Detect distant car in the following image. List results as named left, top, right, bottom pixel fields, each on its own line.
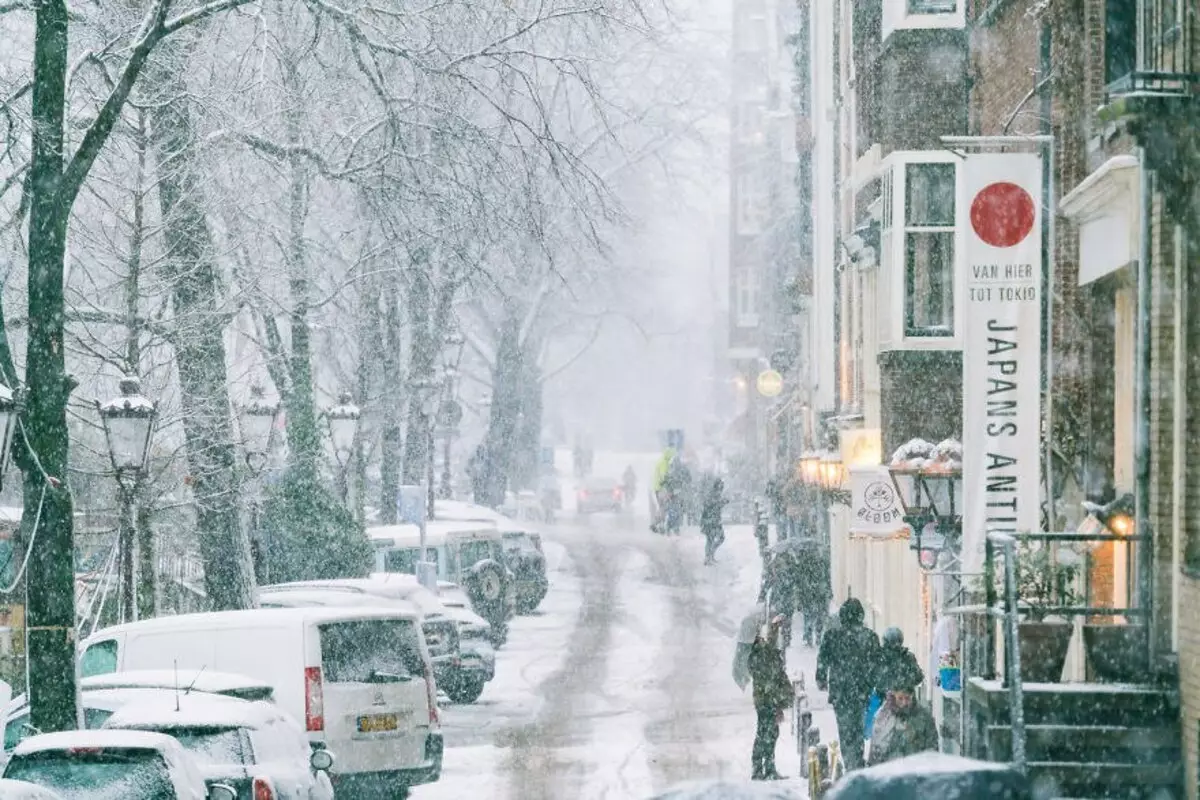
left=576, top=477, right=623, bottom=515
left=434, top=581, right=497, bottom=689
left=3, top=729, right=235, bottom=800
left=103, top=693, right=334, bottom=800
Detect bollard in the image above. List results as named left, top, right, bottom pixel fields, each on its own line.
left=808, top=746, right=822, bottom=797
left=828, top=740, right=844, bottom=782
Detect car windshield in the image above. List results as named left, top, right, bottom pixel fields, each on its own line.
left=384, top=548, right=437, bottom=574
left=149, top=727, right=249, bottom=766
left=4, top=749, right=176, bottom=800
left=320, top=619, right=424, bottom=683
left=501, top=534, right=538, bottom=554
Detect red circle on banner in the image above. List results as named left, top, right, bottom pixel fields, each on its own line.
left=970, top=182, right=1036, bottom=248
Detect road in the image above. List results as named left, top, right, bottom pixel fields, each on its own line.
left=422, top=515, right=831, bottom=799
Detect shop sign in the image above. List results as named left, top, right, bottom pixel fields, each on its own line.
left=849, top=466, right=905, bottom=536
left=961, top=152, right=1044, bottom=572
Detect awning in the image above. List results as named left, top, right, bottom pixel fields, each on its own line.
left=1059, top=155, right=1140, bottom=286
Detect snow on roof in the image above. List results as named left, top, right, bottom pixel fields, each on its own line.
left=265, top=576, right=445, bottom=613
left=258, top=588, right=425, bottom=615
left=855, top=751, right=1015, bottom=780
left=103, top=693, right=277, bottom=732
left=367, top=518, right=500, bottom=545
left=6, top=689, right=206, bottom=722
left=433, top=500, right=530, bottom=532
left=81, top=670, right=274, bottom=699
left=84, top=606, right=420, bottom=641
left=12, top=728, right=183, bottom=757
left=0, top=778, right=64, bottom=799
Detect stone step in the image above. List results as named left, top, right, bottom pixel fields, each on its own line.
left=986, top=724, right=1180, bottom=764
left=966, top=678, right=1179, bottom=727
left=1026, top=760, right=1183, bottom=800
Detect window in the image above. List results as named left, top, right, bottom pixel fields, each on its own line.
left=80, top=640, right=119, bottom=677
left=319, top=619, right=424, bottom=682
left=166, top=727, right=251, bottom=766
left=908, top=0, right=956, bottom=12
left=5, top=750, right=175, bottom=799
left=383, top=547, right=438, bottom=574
left=736, top=103, right=765, bottom=144
left=903, top=163, right=955, bottom=337
left=735, top=269, right=760, bottom=327
left=1105, top=0, right=1136, bottom=84
left=736, top=6, right=768, bottom=52
left=736, top=174, right=768, bottom=235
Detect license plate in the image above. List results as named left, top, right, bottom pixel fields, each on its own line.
left=357, top=713, right=399, bottom=733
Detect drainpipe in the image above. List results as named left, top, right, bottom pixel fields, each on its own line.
left=1135, top=147, right=1154, bottom=653
left=1039, top=20, right=1055, bottom=529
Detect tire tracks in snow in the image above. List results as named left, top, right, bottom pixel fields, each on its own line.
left=496, top=534, right=620, bottom=800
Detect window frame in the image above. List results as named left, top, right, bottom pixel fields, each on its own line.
left=736, top=173, right=769, bottom=236
left=881, top=152, right=963, bottom=350
left=903, top=161, right=957, bottom=339
left=734, top=268, right=761, bottom=328
left=907, top=0, right=956, bottom=13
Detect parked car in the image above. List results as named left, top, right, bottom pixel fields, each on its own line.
left=368, top=519, right=516, bottom=640
left=2, top=729, right=235, bottom=800
left=435, top=500, right=550, bottom=614
left=259, top=579, right=492, bottom=704
left=103, top=692, right=335, bottom=800
left=0, top=778, right=64, bottom=798
left=77, top=670, right=276, bottom=703
left=575, top=476, right=624, bottom=515
left=77, top=607, right=443, bottom=798
left=432, top=581, right=497, bottom=689
left=4, top=688, right=233, bottom=764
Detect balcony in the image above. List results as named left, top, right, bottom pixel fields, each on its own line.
left=1105, top=0, right=1199, bottom=103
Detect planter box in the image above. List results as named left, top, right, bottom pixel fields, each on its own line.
left=1018, top=621, right=1072, bottom=683
left=1083, top=623, right=1149, bottom=683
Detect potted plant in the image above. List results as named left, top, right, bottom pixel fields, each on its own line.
left=1008, top=540, right=1081, bottom=684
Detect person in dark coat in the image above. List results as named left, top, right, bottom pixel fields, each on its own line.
left=748, top=614, right=793, bottom=781
left=875, top=627, right=924, bottom=699
left=762, top=553, right=798, bottom=654
left=796, top=547, right=832, bottom=647
left=816, top=598, right=881, bottom=770
left=701, top=477, right=727, bottom=565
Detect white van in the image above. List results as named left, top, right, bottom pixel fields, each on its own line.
left=77, top=607, right=442, bottom=797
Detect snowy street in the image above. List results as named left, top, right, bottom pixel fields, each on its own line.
left=423, top=516, right=834, bottom=799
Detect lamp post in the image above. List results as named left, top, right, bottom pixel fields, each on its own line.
left=440, top=331, right=465, bottom=499
left=887, top=439, right=963, bottom=571
left=326, top=392, right=361, bottom=504
left=410, top=377, right=441, bottom=590
left=97, top=376, right=157, bottom=623
left=238, top=385, right=279, bottom=584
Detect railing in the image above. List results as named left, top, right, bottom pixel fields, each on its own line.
left=1106, top=0, right=1200, bottom=100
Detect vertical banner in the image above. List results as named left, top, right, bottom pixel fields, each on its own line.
left=961, top=152, right=1043, bottom=573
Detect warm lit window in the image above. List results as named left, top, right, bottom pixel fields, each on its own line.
left=904, top=162, right=955, bottom=337
left=908, top=0, right=956, bottom=12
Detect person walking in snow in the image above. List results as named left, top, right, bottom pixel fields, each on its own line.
left=816, top=598, right=881, bottom=771
left=622, top=464, right=637, bottom=509
left=700, top=477, right=727, bottom=565
left=749, top=614, right=793, bottom=781
left=874, top=627, right=924, bottom=701
left=796, top=546, right=832, bottom=647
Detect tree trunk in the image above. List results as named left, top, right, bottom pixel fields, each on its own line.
left=481, top=310, right=524, bottom=507
left=378, top=284, right=404, bottom=524
left=148, top=59, right=254, bottom=612
left=280, top=72, right=321, bottom=482
left=353, top=270, right=380, bottom=528
left=25, top=0, right=79, bottom=734
left=510, top=367, right=543, bottom=492
left=402, top=267, right=434, bottom=486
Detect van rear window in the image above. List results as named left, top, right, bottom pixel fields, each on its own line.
left=319, top=620, right=424, bottom=683
left=383, top=547, right=438, bottom=574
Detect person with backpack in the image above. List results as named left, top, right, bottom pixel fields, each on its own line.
left=816, top=598, right=881, bottom=770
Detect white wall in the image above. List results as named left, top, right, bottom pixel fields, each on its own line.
left=810, top=0, right=838, bottom=416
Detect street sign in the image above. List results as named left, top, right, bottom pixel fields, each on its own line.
left=756, top=369, right=783, bottom=398
left=398, top=485, right=427, bottom=525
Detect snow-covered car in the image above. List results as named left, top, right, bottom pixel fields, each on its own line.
left=2, top=729, right=235, bottom=800
left=103, top=692, right=334, bottom=800
left=434, top=500, right=550, bottom=614
left=0, top=778, right=64, bottom=798
left=259, top=579, right=490, bottom=704
left=77, top=607, right=443, bottom=797
left=77, top=670, right=276, bottom=703
left=368, top=519, right=516, bottom=640
left=431, top=581, right=497, bottom=691
left=3, top=687, right=235, bottom=765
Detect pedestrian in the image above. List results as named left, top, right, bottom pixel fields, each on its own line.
left=748, top=614, right=793, bottom=781
left=701, top=477, right=727, bottom=565
left=875, top=627, right=924, bottom=699
left=796, top=547, right=832, bottom=647
left=622, top=464, right=637, bottom=509
left=766, top=475, right=788, bottom=538
left=866, top=679, right=939, bottom=766
left=763, top=553, right=798, bottom=654
left=816, top=598, right=881, bottom=771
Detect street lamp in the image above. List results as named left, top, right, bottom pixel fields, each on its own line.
left=887, top=438, right=963, bottom=571
left=238, top=384, right=279, bottom=583
left=97, top=375, right=157, bottom=623
left=326, top=392, right=361, bottom=465
left=239, top=384, right=279, bottom=474
left=410, top=376, right=442, bottom=590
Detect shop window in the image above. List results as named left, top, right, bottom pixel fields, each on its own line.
left=903, top=163, right=955, bottom=337
left=908, top=0, right=956, bottom=12
left=735, top=269, right=761, bottom=328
